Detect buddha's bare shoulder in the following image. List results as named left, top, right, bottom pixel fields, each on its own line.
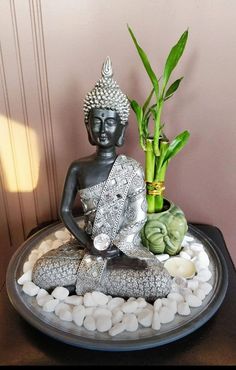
left=68, top=154, right=96, bottom=171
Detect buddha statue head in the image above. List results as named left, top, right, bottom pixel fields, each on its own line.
left=83, top=57, right=130, bottom=147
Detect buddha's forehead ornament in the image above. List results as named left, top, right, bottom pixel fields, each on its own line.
left=83, top=57, right=130, bottom=125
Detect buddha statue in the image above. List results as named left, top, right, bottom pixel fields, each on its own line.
left=32, top=57, right=171, bottom=302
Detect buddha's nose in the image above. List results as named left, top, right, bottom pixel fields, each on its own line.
left=100, top=119, right=106, bottom=133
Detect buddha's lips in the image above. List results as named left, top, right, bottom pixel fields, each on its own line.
left=99, top=136, right=108, bottom=141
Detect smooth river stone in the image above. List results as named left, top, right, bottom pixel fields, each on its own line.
left=164, top=257, right=196, bottom=279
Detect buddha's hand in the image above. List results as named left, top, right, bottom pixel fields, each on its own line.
left=85, top=238, right=101, bottom=256
left=101, top=244, right=121, bottom=258
left=86, top=235, right=121, bottom=258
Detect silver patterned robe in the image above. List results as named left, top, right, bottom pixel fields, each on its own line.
left=80, top=154, right=154, bottom=259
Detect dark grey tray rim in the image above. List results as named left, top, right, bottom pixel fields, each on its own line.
left=6, top=221, right=228, bottom=351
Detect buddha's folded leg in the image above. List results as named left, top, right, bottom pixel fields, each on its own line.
left=32, top=246, right=171, bottom=301
left=32, top=241, right=85, bottom=291
left=100, top=258, right=172, bottom=301
left=75, top=255, right=172, bottom=302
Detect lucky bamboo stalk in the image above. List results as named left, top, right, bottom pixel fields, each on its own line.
left=128, top=25, right=190, bottom=214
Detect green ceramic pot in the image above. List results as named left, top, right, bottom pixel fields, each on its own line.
left=141, top=198, right=188, bottom=255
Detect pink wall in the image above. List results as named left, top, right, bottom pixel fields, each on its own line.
left=43, top=0, right=236, bottom=264
left=0, top=0, right=235, bottom=268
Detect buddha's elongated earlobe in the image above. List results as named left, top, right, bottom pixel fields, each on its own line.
left=116, top=122, right=127, bottom=147
left=85, top=122, right=96, bottom=145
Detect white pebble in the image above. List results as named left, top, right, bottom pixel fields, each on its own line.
left=55, top=303, right=71, bottom=316
left=190, top=243, right=204, bottom=253
left=199, top=282, right=213, bottom=295
left=153, top=298, right=162, bottom=311
left=43, top=298, right=59, bottom=312
left=179, top=287, right=192, bottom=298
left=172, top=276, right=187, bottom=288
left=51, top=286, right=69, bottom=300
left=161, top=298, right=169, bottom=305
left=17, top=270, right=33, bottom=285
left=36, top=288, right=48, bottom=300
left=193, top=260, right=205, bottom=273
left=64, top=295, right=83, bottom=305
left=22, top=281, right=40, bottom=296
left=96, top=315, right=112, bottom=332
left=109, top=322, right=126, bottom=336
left=184, top=235, right=194, bottom=242
left=134, top=307, right=143, bottom=315
left=85, top=307, right=95, bottom=316
left=23, top=261, right=34, bottom=273
left=83, top=315, right=96, bottom=331
left=45, top=239, right=53, bottom=246
left=195, top=269, right=212, bottom=282
left=177, top=302, right=191, bottom=316
left=152, top=312, right=161, bottom=330
left=59, top=310, right=73, bottom=321
left=37, top=294, right=53, bottom=307
left=179, top=251, right=191, bottom=260
left=107, top=297, right=125, bottom=311
left=136, top=297, right=147, bottom=308
left=167, top=292, right=184, bottom=303
left=145, top=302, right=154, bottom=311
left=122, top=314, right=138, bottom=332
left=27, top=254, right=38, bottom=264
left=137, top=308, right=153, bottom=327
left=51, top=239, right=64, bottom=250
left=159, top=306, right=175, bottom=324
left=163, top=298, right=177, bottom=314
left=193, top=288, right=206, bottom=301
left=181, top=240, right=189, bottom=247
left=185, top=294, right=202, bottom=307
left=187, top=279, right=199, bottom=291
left=183, top=248, right=194, bottom=257
left=91, top=291, right=109, bottom=306
left=127, top=297, right=136, bottom=302
left=55, top=230, right=69, bottom=241
left=197, top=251, right=210, bottom=267
left=83, top=292, right=96, bottom=307
left=38, top=241, right=51, bottom=254
left=28, top=249, right=39, bottom=260
left=121, top=300, right=138, bottom=313
left=156, top=254, right=170, bottom=262
left=72, top=305, right=85, bottom=326
left=112, top=309, right=123, bottom=325
left=93, top=308, right=112, bottom=319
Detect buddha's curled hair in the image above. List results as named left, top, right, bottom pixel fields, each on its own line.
left=83, top=57, right=130, bottom=125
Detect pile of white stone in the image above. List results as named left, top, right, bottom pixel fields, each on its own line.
left=17, top=230, right=213, bottom=337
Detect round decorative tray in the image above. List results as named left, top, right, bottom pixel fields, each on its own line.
left=6, top=220, right=228, bottom=351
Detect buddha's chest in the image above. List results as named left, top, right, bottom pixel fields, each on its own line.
left=78, top=161, right=114, bottom=190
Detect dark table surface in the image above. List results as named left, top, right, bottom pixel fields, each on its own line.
left=0, top=223, right=235, bottom=366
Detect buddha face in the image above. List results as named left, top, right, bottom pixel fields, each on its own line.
left=87, top=108, right=125, bottom=147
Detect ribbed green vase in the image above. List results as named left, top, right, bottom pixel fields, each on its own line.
left=141, top=199, right=188, bottom=255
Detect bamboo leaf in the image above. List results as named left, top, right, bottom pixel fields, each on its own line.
left=130, top=100, right=143, bottom=130
left=162, top=130, right=190, bottom=165
left=143, top=88, right=154, bottom=114
left=163, top=30, right=188, bottom=91
left=128, top=25, right=159, bottom=99
left=164, top=77, right=184, bottom=100
left=130, top=100, right=146, bottom=150
left=150, top=107, right=157, bottom=121
left=154, top=139, right=169, bottom=180
left=143, top=115, right=150, bottom=137
left=144, top=103, right=156, bottom=120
